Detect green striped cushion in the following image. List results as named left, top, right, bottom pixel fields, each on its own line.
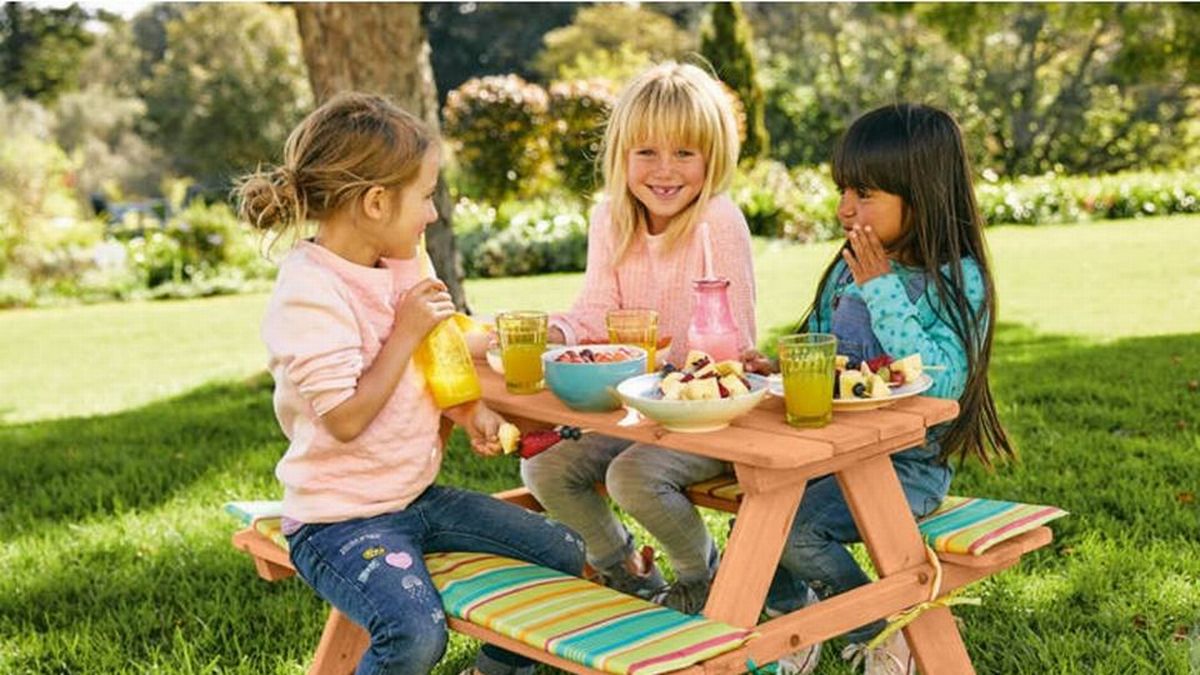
left=427, top=552, right=752, bottom=674
left=683, top=478, right=1067, bottom=556
left=918, top=496, right=1067, bottom=555
left=226, top=502, right=753, bottom=673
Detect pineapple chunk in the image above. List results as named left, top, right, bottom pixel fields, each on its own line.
left=660, top=377, right=686, bottom=400
left=684, top=350, right=713, bottom=370
left=498, top=423, right=521, bottom=455
left=684, top=377, right=721, bottom=401
left=693, top=362, right=719, bottom=379
left=868, top=374, right=890, bottom=399
left=714, top=360, right=745, bottom=377
left=719, top=374, right=750, bottom=397
left=835, top=355, right=850, bottom=371
left=662, top=371, right=686, bottom=386
left=892, top=353, right=923, bottom=383
left=840, top=370, right=866, bottom=399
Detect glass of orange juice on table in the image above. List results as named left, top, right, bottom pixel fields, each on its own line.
left=606, top=309, right=659, bottom=373
left=497, top=311, right=548, bottom=394
left=778, top=333, right=837, bottom=428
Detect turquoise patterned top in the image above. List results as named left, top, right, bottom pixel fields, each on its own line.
left=808, top=257, right=987, bottom=402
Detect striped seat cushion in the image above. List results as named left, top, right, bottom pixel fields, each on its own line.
left=428, top=552, right=752, bottom=674
left=225, top=502, right=753, bottom=673
left=685, top=476, right=1067, bottom=556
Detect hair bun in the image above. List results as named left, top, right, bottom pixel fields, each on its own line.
left=235, top=166, right=304, bottom=232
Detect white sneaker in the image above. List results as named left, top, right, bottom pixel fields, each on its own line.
left=764, top=588, right=822, bottom=675
left=841, top=631, right=915, bottom=675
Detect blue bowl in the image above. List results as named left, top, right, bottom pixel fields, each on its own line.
left=543, top=345, right=648, bottom=412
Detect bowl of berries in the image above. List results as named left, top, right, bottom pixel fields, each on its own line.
left=542, top=345, right=648, bottom=412
left=615, top=350, right=770, bottom=433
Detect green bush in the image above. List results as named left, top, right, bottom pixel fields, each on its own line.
left=443, top=75, right=551, bottom=204
left=729, top=161, right=838, bottom=241
left=976, top=170, right=1200, bottom=226
left=547, top=79, right=615, bottom=197
left=456, top=196, right=589, bottom=278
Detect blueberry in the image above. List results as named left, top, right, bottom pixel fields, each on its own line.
left=852, top=382, right=867, bottom=398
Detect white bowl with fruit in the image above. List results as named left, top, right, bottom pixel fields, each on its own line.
left=616, top=350, right=769, bottom=433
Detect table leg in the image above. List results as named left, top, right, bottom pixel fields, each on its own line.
left=837, top=456, right=975, bottom=675
left=703, top=465, right=806, bottom=628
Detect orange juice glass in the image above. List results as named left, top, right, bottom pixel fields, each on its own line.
left=497, top=311, right=548, bottom=394
left=606, top=309, right=658, bottom=373
left=779, top=333, right=837, bottom=428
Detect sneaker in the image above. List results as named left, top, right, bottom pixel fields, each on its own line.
left=763, top=588, right=822, bottom=675
left=595, top=546, right=665, bottom=600
left=841, top=631, right=915, bottom=675
left=652, top=576, right=711, bottom=614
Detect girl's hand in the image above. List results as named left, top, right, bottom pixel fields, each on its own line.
left=396, top=278, right=456, bottom=337
left=464, top=402, right=506, bottom=457
left=741, top=348, right=777, bottom=375
left=547, top=325, right=567, bottom=344
left=843, top=226, right=892, bottom=285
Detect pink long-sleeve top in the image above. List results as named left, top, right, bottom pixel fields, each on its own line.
left=551, top=194, right=757, bottom=366
left=261, top=241, right=442, bottom=525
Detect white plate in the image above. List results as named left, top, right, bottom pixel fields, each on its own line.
left=766, top=373, right=934, bottom=411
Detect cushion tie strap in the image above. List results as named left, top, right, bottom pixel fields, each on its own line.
left=864, top=545, right=982, bottom=651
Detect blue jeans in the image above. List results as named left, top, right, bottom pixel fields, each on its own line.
left=765, top=452, right=952, bottom=643
left=520, top=434, right=726, bottom=582
left=286, top=484, right=586, bottom=675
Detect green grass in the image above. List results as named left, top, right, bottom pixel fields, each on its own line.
left=2, top=215, right=1199, bottom=673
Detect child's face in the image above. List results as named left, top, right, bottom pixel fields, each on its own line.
left=383, top=147, right=440, bottom=258
left=837, top=187, right=905, bottom=248
left=626, top=140, right=706, bottom=233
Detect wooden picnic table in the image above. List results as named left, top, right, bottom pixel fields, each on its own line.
left=478, top=363, right=979, bottom=674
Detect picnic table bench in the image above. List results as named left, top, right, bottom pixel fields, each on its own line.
left=229, top=364, right=1064, bottom=674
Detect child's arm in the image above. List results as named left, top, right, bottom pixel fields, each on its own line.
left=845, top=227, right=984, bottom=399
left=551, top=203, right=621, bottom=344
left=322, top=278, right=455, bottom=441
left=709, top=197, right=758, bottom=351
left=443, top=400, right=506, bottom=457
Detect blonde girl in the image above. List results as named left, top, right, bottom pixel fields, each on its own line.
left=524, top=62, right=757, bottom=614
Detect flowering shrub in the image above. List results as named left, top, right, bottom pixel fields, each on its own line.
left=729, top=161, right=838, bottom=241
left=444, top=75, right=551, bottom=204
left=976, top=170, right=1200, bottom=225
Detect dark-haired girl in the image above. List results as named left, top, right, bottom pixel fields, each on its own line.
left=744, top=103, right=1014, bottom=675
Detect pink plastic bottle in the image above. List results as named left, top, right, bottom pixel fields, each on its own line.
left=686, top=278, right=742, bottom=362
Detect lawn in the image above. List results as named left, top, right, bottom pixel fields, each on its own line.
left=1, top=216, right=1198, bottom=673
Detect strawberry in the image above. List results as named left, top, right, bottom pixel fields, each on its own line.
left=866, top=355, right=894, bottom=372
left=518, top=430, right=562, bottom=459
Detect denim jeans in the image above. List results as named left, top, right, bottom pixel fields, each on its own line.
left=286, top=484, right=586, bottom=675
left=520, top=433, right=727, bottom=582
left=765, top=452, right=952, bottom=643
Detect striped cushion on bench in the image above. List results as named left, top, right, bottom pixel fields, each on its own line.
left=428, top=552, right=752, bottom=674
left=685, top=476, right=1067, bottom=556
left=225, top=502, right=753, bottom=674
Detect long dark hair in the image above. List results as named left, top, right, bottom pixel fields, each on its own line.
left=800, top=103, right=1013, bottom=466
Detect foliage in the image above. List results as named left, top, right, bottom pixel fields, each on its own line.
left=423, top=3, right=578, bottom=98
left=729, top=161, right=839, bottom=241
left=700, top=2, right=769, bottom=163
left=455, top=196, right=589, bottom=278
left=0, top=3, right=94, bottom=102
left=443, top=75, right=551, bottom=204
left=546, top=79, right=616, bottom=197
left=53, top=85, right=165, bottom=201
left=142, top=4, right=311, bottom=190
left=534, top=5, right=694, bottom=82
left=976, top=170, right=1200, bottom=226
left=748, top=3, right=1200, bottom=176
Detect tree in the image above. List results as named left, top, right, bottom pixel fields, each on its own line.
left=701, top=2, right=769, bottom=163
left=423, top=3, right=577, bottom=98
left=534, top=5, right=694, bottom=82
left=293, top=3, right=468, bottom=311
left=142, top=4, right=311, bottom=192
left=0, top=3, right=94, bottom=102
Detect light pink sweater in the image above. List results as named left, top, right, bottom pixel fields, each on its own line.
left=552, top=194, right=757, bottom=365
left=261, top=241, right=442, bottom=524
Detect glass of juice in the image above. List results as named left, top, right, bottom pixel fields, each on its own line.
left=778, top=333, right=837, bottom=428
left=496, top=311, right=548, bottom=394
left=606, top=308, right=658, bottom=373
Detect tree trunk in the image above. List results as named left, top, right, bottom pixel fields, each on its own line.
left=293, top=2, right=469, bottom=311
